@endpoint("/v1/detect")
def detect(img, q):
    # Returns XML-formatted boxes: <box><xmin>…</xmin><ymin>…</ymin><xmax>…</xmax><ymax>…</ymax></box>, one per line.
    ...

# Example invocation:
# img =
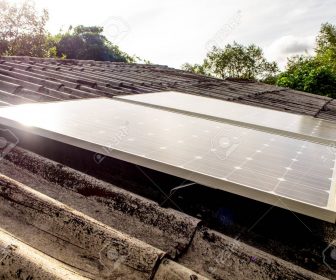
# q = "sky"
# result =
<box><xmin>20</xmin><ymin>0</ymin><xmax>336</xmax><ymax>69</ymax></box>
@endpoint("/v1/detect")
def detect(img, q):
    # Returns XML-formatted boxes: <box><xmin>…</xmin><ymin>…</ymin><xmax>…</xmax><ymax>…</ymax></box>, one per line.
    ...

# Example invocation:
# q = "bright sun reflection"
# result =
<box><xmin>0</xmin><ymin>103</ymin><xmax>62</xmax><ymax>129</ymax></box>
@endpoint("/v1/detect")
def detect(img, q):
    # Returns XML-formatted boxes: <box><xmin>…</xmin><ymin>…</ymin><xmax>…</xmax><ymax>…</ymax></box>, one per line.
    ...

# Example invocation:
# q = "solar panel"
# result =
<box><xmin>0</xmin><ymin>98</ymin><xmax>335</xmax><ymax>222</ymax></box>
<box><xmin>117</xmin><ymin>91</ymin><xmax>336</xmax><ymax>146</ymax></box>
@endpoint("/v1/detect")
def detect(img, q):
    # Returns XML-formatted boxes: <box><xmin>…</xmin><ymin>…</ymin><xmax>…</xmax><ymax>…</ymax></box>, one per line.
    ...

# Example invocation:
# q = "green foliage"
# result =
<box><xmin>181</xmin><ymin>62</ymin><xmax>208</xmax><ymax>76</ymax></box>
<box><xmin>55</xmin><ymin>25</ymin><xmax>135</xmax><ymax>63</ymax></box>
<box><xmin>182</xmin><ymin>42</ymin><xmax>278</xmax><ymax>81</ymax></box>
<box><xmin>0</xmin><ymin>1</ymin><xmax>142</xmax><ymax>63</ymax></box>
<box><xmin>277</xmin><ymin>23</ymin><xmax>336</xmax><ymax>98</ymax></box>
<box><xmin>74</xmin><ymin>26</ymin><xmax>104</xmax><ymax>35</ymax></box>
<box><xmin>277</xmin><ymin>55</ymin><xmax>336</xmax><ymax>98</ymax></box>
<box><xmin>0</xmin><ymin>0</ymin><xmax>52</xmax><ymax>57</ymax></box>
<box><xmin>316</xmin><ymin>23</ymin><xmax>336</xmax><ymax>55</ymax></box>
<box><xmin>262</xmin><ymin>75</ymin><xmax>278</xmax><ymax>85</ymax></box>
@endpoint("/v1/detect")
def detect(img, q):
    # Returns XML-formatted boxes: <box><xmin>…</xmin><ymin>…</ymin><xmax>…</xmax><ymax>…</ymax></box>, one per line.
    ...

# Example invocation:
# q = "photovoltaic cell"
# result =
<box><xmin>0</xmin><ymin>98</ymin><xmax>335</xmax><ymax>222</ymax></box>
<box><xmin>117</xmin><ymin>91</ymin><xmax>336</xmax><ymax>146</ymax></box>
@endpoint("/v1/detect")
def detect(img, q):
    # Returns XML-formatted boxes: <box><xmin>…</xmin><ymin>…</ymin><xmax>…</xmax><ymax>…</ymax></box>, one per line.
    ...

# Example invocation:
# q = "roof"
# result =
<box><xmin>0</xmin><ymin>56</ymin><xmax>335</xmax><ymax>280</ymax></box>
<box><xmin>0</xmin><ymin>56</ymin><xmax>335</xmax><ymax>120</ymax></box>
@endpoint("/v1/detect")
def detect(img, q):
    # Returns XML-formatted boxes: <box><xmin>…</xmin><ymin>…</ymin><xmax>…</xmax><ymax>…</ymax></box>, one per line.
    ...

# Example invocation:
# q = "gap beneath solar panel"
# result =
<box><xmin>0</xmin><ymin>97</ymin><xmax>335</xmax><ymax>222</ymax></box>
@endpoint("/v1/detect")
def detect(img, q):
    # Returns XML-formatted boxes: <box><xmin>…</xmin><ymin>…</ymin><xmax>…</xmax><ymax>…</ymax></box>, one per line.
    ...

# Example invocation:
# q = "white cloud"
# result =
<box><xmin>28</xmin><ymin>0</ymin><xmax>336</xmax><ymax>68</ymax></box>
<box><xmin>265</xmin><ymin>35</ymin><xmax>315</xmax><ymax>69</ymax></box>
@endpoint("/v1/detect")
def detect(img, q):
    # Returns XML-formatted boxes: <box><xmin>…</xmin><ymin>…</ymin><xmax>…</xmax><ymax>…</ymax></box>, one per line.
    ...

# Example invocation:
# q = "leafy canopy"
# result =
<box><xmin>277</xmin><ymin>23</ymin><xmax>336</xmax><ymax>98</ymax></box>
<box><xmin>55</xmin><ymin>25</ymin><xmax>134</xmax><ymax>62</ymax></box>
<box><xmin>0</xmin><ymin>0</ymin><xmax>141</xmax><ymax>63</ymax></box>
<box><xmin>182</xmin><ymin>42</ymin><xmax>279</xmax><ymax>81</ymax></box>
<box><xmin>316</xmin><ymin>22</ymin><xmax>336</xmax><ymax>55</ymax></box>
<box><xmin>0</xmin><ymin>0</ymin><xmax>52</xmax><ymax>57</ymax></box>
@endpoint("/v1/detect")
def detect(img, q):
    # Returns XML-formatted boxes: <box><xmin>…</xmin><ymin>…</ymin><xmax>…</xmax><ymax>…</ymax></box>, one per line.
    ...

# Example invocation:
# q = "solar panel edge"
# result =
<box><xmin>118</xmin><ymin>90</ymin><xmax>331</xmax><ymax>122</ymax></box>
<box><xmin>329</xmin><ymin>161</ymin><xmax>336</xmax><ymax>213</ymax></box>
<box><xmin>114</xmin><ymin>95</ymin><xmax>336</xmax><ymax>147</ymax></box>
<box><xmin>0</xmin><ymin>115</ymin><xmax>335</xmax><ymax>223</ymax></box>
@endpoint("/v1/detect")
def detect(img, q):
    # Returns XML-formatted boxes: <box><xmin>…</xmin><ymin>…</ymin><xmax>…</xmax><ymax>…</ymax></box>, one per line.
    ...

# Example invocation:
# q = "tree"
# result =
<box><xmin>0</xmin><ymin>0</ymin><xmax>52</xmax><ymax>57</ymax></box>
<box><xmin>277</xmin><ymin>56</ymin><xmax>336</xmax><ymax>97</ymax></box>
<box><xmin>316</xmin><ymin>23</ymin><xmax>336</xmax><ymax>55</ymax></box>
<box><xmin>181</xmin><ymin>61</ymin><xmax>208</xmax><ymax>76</ymax></box>
<box><xmin>277</xmin><ymin>23</ymin><xmax>336</xmax><ymax>98</ymax></box>
<box><xmin>56</xmin><ymin>25</ymin><xmax>135</xmax><ymax>62</ymax></box>
<box><xmin>182</xmin><ymin>42</ymin><xmax>278</xmax><ymax>81</ymax></box>
<box><xmin>0</xmin><ymin>1</ymin><xmax>142</xmax><ymax>62</ymax></box>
